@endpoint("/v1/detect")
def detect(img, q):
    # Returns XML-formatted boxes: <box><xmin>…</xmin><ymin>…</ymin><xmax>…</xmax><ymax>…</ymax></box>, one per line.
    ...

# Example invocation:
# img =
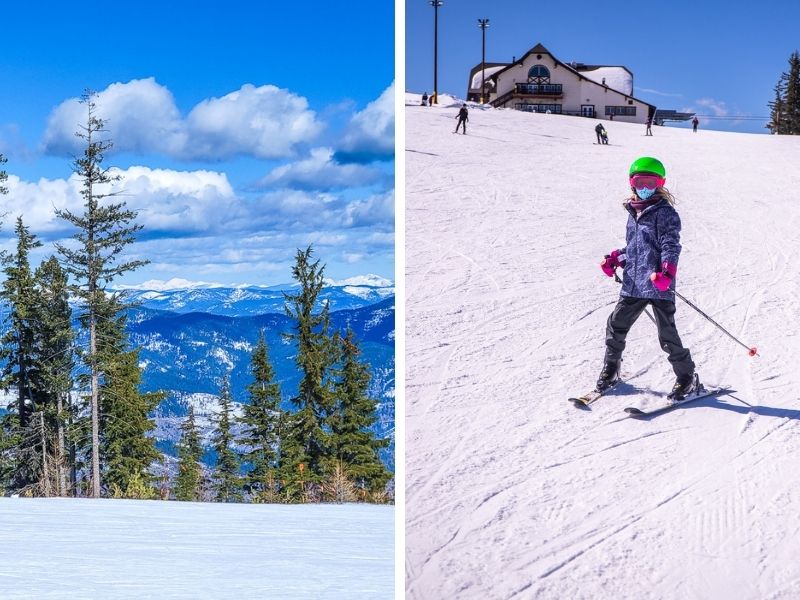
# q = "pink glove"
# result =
<box><xmin>650</xmin><ymin>262</ymin><xmax>677</xmax><ymax>291</ymax></box>
<box><xmin>600</xmin><ymin>249</ymin><xmax>625</xmax><ymax>277</ymax></box>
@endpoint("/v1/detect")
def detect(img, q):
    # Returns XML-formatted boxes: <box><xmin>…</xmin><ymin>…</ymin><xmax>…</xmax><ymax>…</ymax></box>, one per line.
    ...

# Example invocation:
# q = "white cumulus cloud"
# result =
<box><xmin>260</xmin><ymin>147</ymin><xmax>384</xmax><ymax>190</ymax></box>
<box><xmin>336</xmin><ymin>82</ymin><xmax>395</xmax><ymax>163</ymax></box>
<box><xmin>42</xmin><ymin>79</ymin><xmax>323</xmax><ymax>160</ymax></box>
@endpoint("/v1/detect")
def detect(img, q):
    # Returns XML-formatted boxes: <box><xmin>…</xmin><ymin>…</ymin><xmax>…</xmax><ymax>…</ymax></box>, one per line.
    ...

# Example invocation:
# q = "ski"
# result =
<box><xmin>624</xmin><ymin>381</ymin><xmax>722</xmax><ymax>418</ymax></box>
<box><xmin>568</xmin><ymin>380</ymin><xmax>620</xmax><ymax>408</ymax></box>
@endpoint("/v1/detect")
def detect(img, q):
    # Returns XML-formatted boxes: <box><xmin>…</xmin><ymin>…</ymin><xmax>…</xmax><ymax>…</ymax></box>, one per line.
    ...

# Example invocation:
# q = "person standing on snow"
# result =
<box><xmin>422</xmin><ymin>92</ymin><xmax>429</xmax><ymax>106</ymax></box>
<box><xmin>645</xmin><ymin>117</ymin><xmax>653</xmax><ymax>136</ymax></box>
<box><xmin>692</xmin><ymin>116</ymin><xmax>699</xmax><ymax>132</ymax></box>
<box><xmin>454</xmin><ymin>103</ymin><xmax>469</xmax><ymax>134</ymax></box>
<box><xmin>595</xmin><ymin>122</ymin><xmax>607</xmax><ymax>144</ymax></box>
<box><xmin>596</xmin><ymin>156</ymin><xmax>697</xmax><ymax>402</ymax></box>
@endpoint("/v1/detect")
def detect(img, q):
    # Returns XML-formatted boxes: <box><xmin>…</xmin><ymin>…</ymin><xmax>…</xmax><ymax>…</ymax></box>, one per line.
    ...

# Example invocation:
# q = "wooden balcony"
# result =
<box><xmin>514</xmin><ymin>83</ymin><xmax>563</xmax><ymax>97</ymax></box>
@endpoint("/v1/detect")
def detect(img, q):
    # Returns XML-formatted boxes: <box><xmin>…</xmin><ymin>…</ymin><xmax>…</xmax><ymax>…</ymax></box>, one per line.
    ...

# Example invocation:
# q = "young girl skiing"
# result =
<box><xmin>597</xmin><ymin>156</ymin><xmax>697</xmax><ymax>401</ymax></box>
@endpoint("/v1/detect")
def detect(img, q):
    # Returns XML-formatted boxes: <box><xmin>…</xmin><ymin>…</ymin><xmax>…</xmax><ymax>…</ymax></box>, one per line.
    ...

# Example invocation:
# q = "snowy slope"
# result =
<box><xmin>405</xmin><ymin>98</ymin><xmax>800</xmax><ymax>599</ymax></box>
<box><xmin>0</xmin><ymin>498</ymin><xmax>392</xmax><ymax>599</ymax></box>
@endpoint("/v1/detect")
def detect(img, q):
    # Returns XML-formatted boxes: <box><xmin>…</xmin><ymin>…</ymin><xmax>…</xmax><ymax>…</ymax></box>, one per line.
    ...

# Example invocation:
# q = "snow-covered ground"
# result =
<box><xmin>0</xmin><ymin>498</ymin><xmax>393</xmax><ymax>599</ymax></box>
<box><xmin>405</xmin><ymin>95</ymin><xmax>800</xmax><ymax>598</ymax></box>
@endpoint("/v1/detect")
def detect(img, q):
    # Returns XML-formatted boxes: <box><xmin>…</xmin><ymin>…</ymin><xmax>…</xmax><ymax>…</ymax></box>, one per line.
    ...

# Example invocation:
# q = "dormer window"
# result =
<box><xmin>527</xmin><ymin>64</ymin><xmax>550</xmax><ymax>84</ymax></box>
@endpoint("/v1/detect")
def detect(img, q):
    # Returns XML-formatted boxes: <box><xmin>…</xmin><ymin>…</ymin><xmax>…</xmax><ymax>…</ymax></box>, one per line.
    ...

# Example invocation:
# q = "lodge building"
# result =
<box><xmin>468</xmin><ymin>43</ymin><xmax>657</xmax><ymax>124</ymax></box>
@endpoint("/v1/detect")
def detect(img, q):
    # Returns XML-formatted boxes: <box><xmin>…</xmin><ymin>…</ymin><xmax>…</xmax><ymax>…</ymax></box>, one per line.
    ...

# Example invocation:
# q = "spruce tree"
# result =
<box><xmin>784</xmin><ymin>51</ymin><xmax>800</xmax><ymax>134</ymax></box>
<box><xmin>0</xmin><ymin>218</ymin><xmax>43</xmax><ymax>492</ymax></box>
<box><xmin>1</xmin><ymin>217</ymin><xmax>43</xmax><ymax>429</ymax></box>
<box><xmin>768</xmin><ymin>51</ymin><xmax>800</xmax><ymax>134</ymax></box>
<box><xmin>33</xmin><ymin>257</ymin><xmax>75</xmax><ymax>496</ymax></box>
<box><xmin>96</xmin><ymin>294</ymin><xmax>161</xmax><ymax>498</ymax></box>
<box><xmin>331</xmin><ymin>329</ymin><xmax>391</xmax><ymax>497</ymax></box>
<box><xmin>239</xmin><ymin>331</ymin><xmax>284</xmax><ymax>501</ymax></box>
<box><xmin>54</xmin><ymin>90</ymin><xmax>148</xmax><ymax>497</ymax></box>
<box><xmin>0</xmin><ymin>153</ymin><xmax>7</xmax><ymax>194</ymax></box>
<box><xmin>212</xmin><ymin>377</ymin><xmax>241</xmax><ymax>502</ymax></box>
<box><xmin>175</xmin><ymin>405</ymin><xmax>204</xmax><ymax>501</ymax></box>
<box><xmin>282</xmin><ymin>246</ymin><xmax>337</xmax><ymax>494</ymax></box>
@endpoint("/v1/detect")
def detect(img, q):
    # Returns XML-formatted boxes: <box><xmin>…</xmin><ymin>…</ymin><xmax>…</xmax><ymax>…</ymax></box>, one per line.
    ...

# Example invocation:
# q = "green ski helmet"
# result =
<box><xmin>629</xmin><ymin>156</ymin><xmax>666</xmax><ymax>177</ymax></box>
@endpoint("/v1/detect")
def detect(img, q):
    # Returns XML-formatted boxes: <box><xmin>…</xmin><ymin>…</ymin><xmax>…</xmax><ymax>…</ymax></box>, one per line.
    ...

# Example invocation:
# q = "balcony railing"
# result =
<box><xmin>514</xmin><ymin>83</ymin><xmax>563</xmax><ymax>96</ymax></box>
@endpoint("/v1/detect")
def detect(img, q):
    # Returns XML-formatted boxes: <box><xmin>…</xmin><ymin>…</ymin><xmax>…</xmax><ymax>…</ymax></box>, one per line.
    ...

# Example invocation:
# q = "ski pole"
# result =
<box><xmin>673</xmin><ymin>290</ymin><xmax>759</xmax><ymax>357</ymax></box>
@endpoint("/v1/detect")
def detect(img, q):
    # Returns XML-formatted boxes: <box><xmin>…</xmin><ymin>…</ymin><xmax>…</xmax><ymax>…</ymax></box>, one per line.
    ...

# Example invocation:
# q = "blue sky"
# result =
<box><xmin>0</xmin><ymin>1</ymin><xmax>394</xmax><ymax>287</ymax></box>
<box><xmin>406</xmin><ymin>0</ymin><xmax>800</xmax><ymax>134</ymax></box>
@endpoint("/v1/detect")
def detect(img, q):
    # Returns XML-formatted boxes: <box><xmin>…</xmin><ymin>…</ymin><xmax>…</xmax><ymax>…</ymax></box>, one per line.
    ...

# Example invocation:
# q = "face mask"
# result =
<box><xmin>635</xmin><ymin>187</ymin><xmax>656</xmax><ymax>200</ymax></box>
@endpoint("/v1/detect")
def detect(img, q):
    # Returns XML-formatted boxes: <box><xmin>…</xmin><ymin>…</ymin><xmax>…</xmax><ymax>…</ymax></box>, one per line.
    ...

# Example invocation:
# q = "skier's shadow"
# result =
<box><xmin>693</xmin><ymin>392</ymin><xmax>800</xmax><ymax>421</ymax></box>
<box><xmin>624</xmin><ymin>388</ymin><xmax>800</xmax><ymax>421</ymax></box>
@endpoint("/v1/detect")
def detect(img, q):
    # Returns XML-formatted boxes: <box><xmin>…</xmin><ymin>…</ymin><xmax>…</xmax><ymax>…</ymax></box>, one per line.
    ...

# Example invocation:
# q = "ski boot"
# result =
<box><xmin>596</xmin><ymin>359</ymin><xmax>621</xmax><ymax>392</ymax></box>
<box><xmin>667</xmin><ymin>372</ymin><xmax>699</xmax><ymax>403</ymax></box>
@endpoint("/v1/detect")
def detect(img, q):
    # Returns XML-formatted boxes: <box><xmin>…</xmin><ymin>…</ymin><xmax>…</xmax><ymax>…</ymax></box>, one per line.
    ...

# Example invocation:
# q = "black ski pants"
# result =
<box><xmin>455</xmin><ymin>118</ymin><xmax>467</xmax><ymax>134</ymax></box>
<box><xmin>604</xmin><ymin>296</ymin><xmax>694</xmax><ymax>378</ymax></box>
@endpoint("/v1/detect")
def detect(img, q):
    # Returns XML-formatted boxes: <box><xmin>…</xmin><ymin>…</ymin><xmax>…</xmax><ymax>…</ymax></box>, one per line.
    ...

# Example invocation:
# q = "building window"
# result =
<box><xmin>605</xmin><ymin>106</ymin><xmax>637</xmax><ymax>116</ymax></box>
<box><xmin>515</xmin><ymin>102</ymin><xmax>562</xmax><ymax>114</ymax></box>
<box><xmin>527</xmin><ymin>64</ymin><xmax>550</xmax><ymax>84</ymax></box>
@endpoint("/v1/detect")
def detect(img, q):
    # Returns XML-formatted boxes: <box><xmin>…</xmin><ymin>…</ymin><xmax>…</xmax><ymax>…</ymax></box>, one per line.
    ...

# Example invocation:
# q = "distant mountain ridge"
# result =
<box><xmin>118</xmin><ymin>279</ymin><xmax>394</xmax><ymax>317</ymax></box>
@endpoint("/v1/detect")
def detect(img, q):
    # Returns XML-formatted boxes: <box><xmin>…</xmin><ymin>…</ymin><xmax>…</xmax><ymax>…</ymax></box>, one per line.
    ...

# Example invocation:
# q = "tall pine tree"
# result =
<box><xmin>212</xmin><ymin>377</ymin><xmax>241</xmax><ymax>502</ymax></box>
<box><xmin>54</xmin><ymin>90</ymin><xmax>148</xmax><ymax>497</ymax></box>
<box><xmin>331</xmin><ymin>329</ymin><xmax>391</xmax><ymax>498</ymax></box>
<box><xmin>96</xmin><ymin>294</ymin><xmax>162</xmax><ymax>498</ymax></box>
<box><xmin>0</xmin><ymin>218</ymin><xmax>44</xmax><ymax>492</ymax></box>
<box><xmin>33</xmin><ymin>257</ymin><xmax>75</xmax><ymax>496</ymax></box>
<box><xmin>175</xmin><ymin>404</ymin><xmax>204</xmax><ymax>501</ymax></box>
<box><xmin>281</xmin><ymin>246</ymin><xmax>337</xmax><ymax>498</ymax></box>
<box><xmin>238</xmin><ymin>331</ymin><xmax>284</xmax><ymax>501</ymax></box>
<box><xmin>768</xmin><ymin>51</ymin><xmax>800</xmax><ymax>134</ymax></box>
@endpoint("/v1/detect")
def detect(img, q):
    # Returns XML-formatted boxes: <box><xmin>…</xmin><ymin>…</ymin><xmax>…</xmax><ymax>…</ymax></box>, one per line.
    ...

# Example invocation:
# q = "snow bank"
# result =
<box><xmin>0</xmin><ymin>498</ymin><xmax>393</xmax><ymax>599</ymax></box>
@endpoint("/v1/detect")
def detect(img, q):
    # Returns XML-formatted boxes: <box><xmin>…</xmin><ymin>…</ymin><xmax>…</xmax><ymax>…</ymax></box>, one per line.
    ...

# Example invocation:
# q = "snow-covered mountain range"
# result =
<box><xmin>117</xmin><ymin>276</ymin><xmax>394</xmax><ymax>317</ymax></box>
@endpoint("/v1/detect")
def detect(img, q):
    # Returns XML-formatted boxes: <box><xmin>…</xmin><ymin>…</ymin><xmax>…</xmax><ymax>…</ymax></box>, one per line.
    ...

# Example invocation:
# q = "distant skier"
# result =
<box><xmin>595</xmin><ymin>123</ymin><xmax>607</xmax><ymax>144</ymax></box>
<box><xmin>645</xmin><ymin>117</ymin><xmax>653</xmax><ymax>136</ymax></box>
<box><xmin>597</xmin><ymin>156</ymin><xmax>697</xmax><ymax>402</ymax></box>
<box><xmin>422</xmin><ymin>92</ymin><xmax>429</xmax><ymax>106</ymax></box>
<box><xmin>692</xmin><ymin>116</ymin><xmax>699</xmax><ymax>132</ymax></box>
<box><xmin>454</xmin><ymin>103</ymin><xmax>469</xmax><ymax>134</ymax></box>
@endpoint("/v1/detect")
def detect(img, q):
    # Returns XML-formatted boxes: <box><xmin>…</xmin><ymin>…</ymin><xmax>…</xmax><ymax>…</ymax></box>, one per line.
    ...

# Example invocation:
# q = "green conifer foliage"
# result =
<box><xmin>768</xmin><ymin>51</ymin><xmax>800</xmax><ymax>134</ymax></box>
<box><xmin>282</xmin><ymin>246</ymin><xmax>337</xmax><ymax>492</ymax></box>
<box><xmin>54</xmin><ymin>90</ymin><xmax>148</xmax><ymax>497</ymax></box>
<box><xmin>0</xmin><ymin>218</ymin><xmax>43</xmax><ymax>491</ymax></box>
<box><xmin>95</xmin><ymin>294</ymin><xmax>162</xmax><ymax>497</ymax></box>
<box><xmin>33</xmin><ymin>257</ymin><xmax>75</xmax><ymax>496</ymax></box>
<box><xmin>212</xmin><ymin>377</ymin><xmax>242</xmax><ymax>502</ymax></box>
<box><xmin>331</xmin><ymin>329</ymin><xmax>391</xmax><ymax>497</ymax></box>
<box><xmin>239</xmin><ymin>332</ymin><xmax>284</xmax><ymax>501</ymax></box>
<box><xmin>175</xmin><ymin>405</ymin><xmax>204</xmax><ymax>501</ymax></box>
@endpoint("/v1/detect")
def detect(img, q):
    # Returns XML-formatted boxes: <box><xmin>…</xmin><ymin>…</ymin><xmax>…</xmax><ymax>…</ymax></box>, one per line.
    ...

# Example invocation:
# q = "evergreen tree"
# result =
<box><xmin>96</xmin><ymin>294</ymin><xmax>161</xmax><ymax>498</ymax></box>
<box><xmin>33</xmin><ymin>257</ymin><xmax>75</xmax><ymax>496</ymax></box>
<box><xmin>0</xmin><ymin>153</ymin><xmax>7</xmax><ymax>195</ymax></box>
<box><xmin>281</xmin><ymin>246</ymin><xmax>337</xmax><ymax>493</ymax></box>
<box><xmin>0</xmin><ymin>218</ymin><xmax>43</xmax><ymax>492</ymax></box>
<box><xmin>768</xmin><ymin>51</ymin><xmax>800</xmax><ymax>134</ymax></box>
<box><xmin>54</xmin><ymin>90</ymin><xmax>148</xmax><ymax>497</ymax></box>
<box><xmin>239</xmin><ymin>331</ymin><xmax>284</xmax><ymax>501</ymax></box>
<box><xmin>784</xmin><ymin>51</ymin><xmax>800</xmax><ymax>134</ymax></box>
<box><xmin>174</xmin><ymin>405</ymin><xmax>204</xmax><ymax>501</ymax></box>
<box><xmin>212</xmin><ymin>377</ymin><xmax>241</xmax><ymax>502</ymax></box>
<box><xmin>1</xmin><ymin>217</ymin><xmax>43</xmax><ymax>429</ymax></box>
<box><xmin>331</xmin><ymin>329</ymin><xmax>391</xmax><ymax>497</ymax></box>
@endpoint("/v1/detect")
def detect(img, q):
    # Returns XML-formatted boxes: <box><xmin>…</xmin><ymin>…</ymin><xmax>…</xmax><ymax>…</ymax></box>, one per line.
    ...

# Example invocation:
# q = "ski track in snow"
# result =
<box><xmin>405</xmin><ymin>97</ymin><xmax>800</xmax><ymax>599</ymax></box>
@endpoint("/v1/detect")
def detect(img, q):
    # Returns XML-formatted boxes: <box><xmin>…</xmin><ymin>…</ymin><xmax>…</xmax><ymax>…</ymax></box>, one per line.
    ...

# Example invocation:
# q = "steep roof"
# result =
<box><xmin>489</xmin><ymin>42</ymin><xmax>655</xmax><ymax>110</ymax></box>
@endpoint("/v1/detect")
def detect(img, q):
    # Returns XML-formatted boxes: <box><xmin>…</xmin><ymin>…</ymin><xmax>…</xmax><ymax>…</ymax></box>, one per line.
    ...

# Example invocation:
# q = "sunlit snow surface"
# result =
<box><xmin>0</xmin><ymin>498</ymin><xmax>393</xmax><ymax>599</ymax></box>
<box><xmin>405</xmin><ymin>95</ymin><xmax>800</xmax><ymax>598</ymax></box>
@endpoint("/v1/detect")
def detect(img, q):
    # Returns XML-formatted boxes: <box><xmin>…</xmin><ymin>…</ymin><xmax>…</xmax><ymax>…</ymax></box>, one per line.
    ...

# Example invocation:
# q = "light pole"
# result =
<box><xmin>478</xmin><ymin>18</ymin><xmax>490</xmax><ymax>104</ymax></box>
<box><xmin>430</xmin><ymin>0</ymin><xmax>443</xmax><ymax>104</ymax></box>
